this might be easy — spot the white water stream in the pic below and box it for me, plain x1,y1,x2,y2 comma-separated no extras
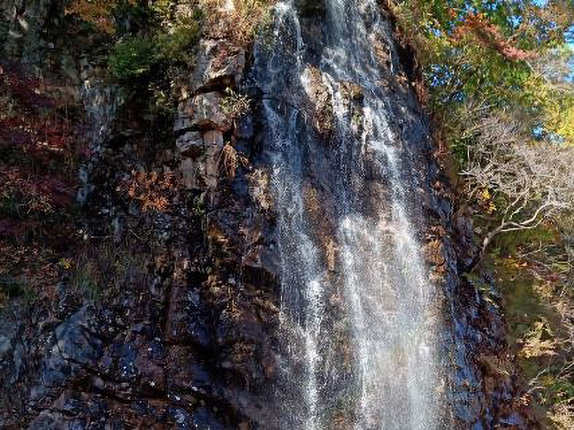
255,1,442,428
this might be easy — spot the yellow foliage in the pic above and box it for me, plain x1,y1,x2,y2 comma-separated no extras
524,65,574,146
520,320,558,359
58,258,73,270
549,105,574,144
126,171,177,212
66,0,136,33
477,187,496,214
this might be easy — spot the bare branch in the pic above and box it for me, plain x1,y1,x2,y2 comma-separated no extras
461,112,574,270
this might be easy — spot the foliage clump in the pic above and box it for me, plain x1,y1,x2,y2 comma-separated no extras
124,170,178,212
67,0,203,115
220,87,251,120
392,1,574,426
0,66,83,309
461,114,574,266
108,36,157,81
392,0,574,150
203,0,272,46
392,0,574,265
108,12,201,85
65,0,136,34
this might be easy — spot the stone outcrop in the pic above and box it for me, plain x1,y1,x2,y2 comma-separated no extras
178,130,225,190
191,39,246,93
176,92,233,133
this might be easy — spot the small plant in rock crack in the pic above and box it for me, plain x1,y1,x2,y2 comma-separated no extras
220,143,249,181
191,196,205,217
220,88,251,121
351,108,364,131
220,143,238,181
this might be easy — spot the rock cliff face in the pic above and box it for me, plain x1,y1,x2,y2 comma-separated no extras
0,1,536,429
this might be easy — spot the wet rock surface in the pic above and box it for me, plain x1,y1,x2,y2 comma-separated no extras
0,1,536,429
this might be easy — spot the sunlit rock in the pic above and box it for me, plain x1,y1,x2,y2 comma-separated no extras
191,39,246,93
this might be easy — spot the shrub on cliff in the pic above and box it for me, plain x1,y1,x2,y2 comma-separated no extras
66,0,136,34
109,36,157,81
109,13,200,81
203,0,273,46
104,4,202,122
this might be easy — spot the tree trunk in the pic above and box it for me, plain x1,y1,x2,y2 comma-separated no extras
466,225,504,273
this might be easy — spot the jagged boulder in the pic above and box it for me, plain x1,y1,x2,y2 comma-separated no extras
42,307,103,388
176,92,232,133
191,39,246,93
176,131,204,158
180,130,224,190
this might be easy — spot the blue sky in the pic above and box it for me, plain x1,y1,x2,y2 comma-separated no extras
532,0,574,63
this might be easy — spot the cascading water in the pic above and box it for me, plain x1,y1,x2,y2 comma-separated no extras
255,1,443,428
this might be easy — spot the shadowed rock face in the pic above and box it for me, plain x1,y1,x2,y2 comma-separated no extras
0,1,536,430
294,0,326,17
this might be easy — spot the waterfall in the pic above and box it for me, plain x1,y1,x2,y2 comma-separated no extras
255,1,442,428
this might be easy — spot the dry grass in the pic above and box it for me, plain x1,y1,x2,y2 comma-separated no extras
125,171,178,212
201,0,272,46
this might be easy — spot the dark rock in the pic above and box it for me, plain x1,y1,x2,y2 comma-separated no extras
234,114,254,140
295,0,326,17
191,406,227,430
165,285,214,349
180,130,224,190
0,335,12,360
42,308,103,388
